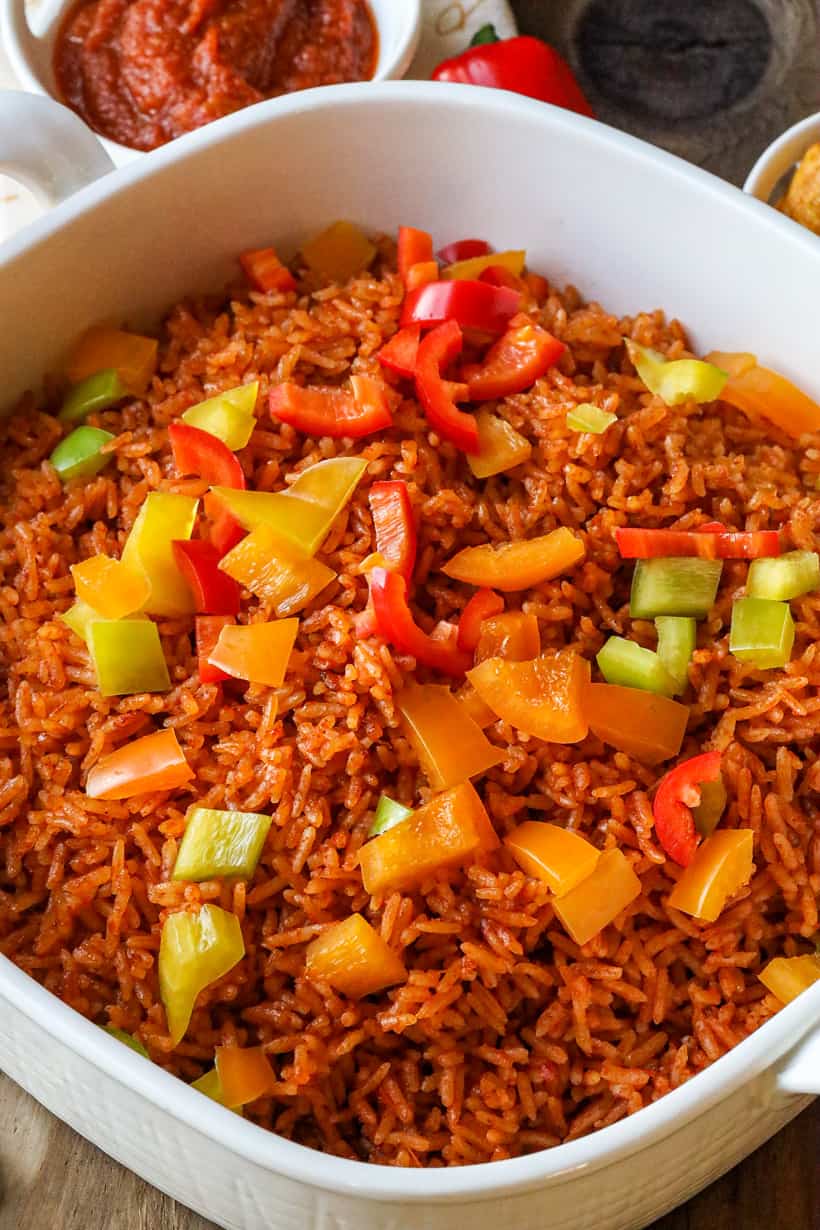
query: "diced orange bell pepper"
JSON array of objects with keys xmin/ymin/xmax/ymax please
[
  {"xmin": 214, "ymin": 1045, "xmax": 276, "ymax": 1107},
  {"xmin": 443, "ymin": 527, "xmax": 585, "ymax": 591},
  {"xmin": 705, "ymin": 351, "xmax": 820, "ymax": 439},
  {"xmin": 397, "ymin": 226, "xmax": 434, "ymax": 284},
  {"xmin": 85, "ymin": 728, "xmax": 194, "ymax": 800},
  {"xmin": 667, "ymin": 829, "xmax": 754, "ymax": 922},
  {"xmin": 468, "ymin": 650, "xmax": 589, "ymax": 744},
  {"xmin": 584, "ymin": 683, "xmax": 689, "ymax": 765},
  {"xmin": 219, "ymin": 525, "xmax": 335, "ymax": 617},
  {"xmin": 70, "ymin": 554, "xmax": 150, "ymax": 619},
  {"xmin": 305, "ymin": 913, "xmax": 407, "ymax": 998},
  {"xmin": 359, "ymin": 781, "xmax": 499, "ymax": 895},
  {"xmin": 456, "ymin": 682, "xmax": 497, "ymax": 728},
  {"xmin": 758, "ymin": 954, "xmax": 820, "ymax": 1005},
  {"xmin": 301, "ymin": 221, "xmax": 376, "ymax": 283},
  {"xmin": 406, "ymin": 260, "xmax": 439, "ymax": 292},
  {"xmin": 553, "ymin": 848, "xmax": 642, "ymax": 945},
  {"xmin": 505, "ymin": 820, "xmax": 600, "ymax": 896},
  {"xmin": 66, "ymin": 326, "xmax": 158, "ymax": 396},
  {"xmin": 239, "ymin": 247, "xmax": 296, "ymax": 294},
  {"xmin": 207, "ymin": 619, "xmax": 299, "ymax": 687},
  {"xmin": 397, "ymin": 683, "xmax": 504, "ymax": 790},
  {"xmin": 467, "ymin": 410, "xmax": 533, "ymax": 479},
  {"xmin": 475, "ymin": 611, "xmax": 540, "ymax": 663}
]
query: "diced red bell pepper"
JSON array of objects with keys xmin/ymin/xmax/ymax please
[
  {"xmin": 456, "ymin": 588, "xmax": 505, "ymax": 653},
  {"xmin": 172, "ymin": 540, "xmax": 241, "ymax": 615},
  {"xmin": 269, "ymin": 375, "xmax": 392, "ymax": 439},
  {"xmin": 204, "ymin": 491, "xmax": 246, "ymax": 557},
  {"xmin": 438, "ymin": 239, "xmax": 492, "ymax": 264},
  {"xmin": 369, "ymin": 481, "xmax": 417, "ymax": 583},
  {"xmin": 401, "ymin": 280, "xmax": 521, "ymax": 342},
  {"xmin": 169, "ymin": 422, "xmax": 246, "ymax": 489},
  {"xmin": 397, "ymin": 227, "xmax": 434, "ymax": 284},
  {"xmin": 415, "ymin": 320, "xmax": 479, "ymax": 454},
  {"xmin": 478, "ymin": 265, "xmax": 526, "ymax": 293},
  {"xmin": 370, "ymin": 567, "xmax": 472, "ymax": 676},
  {"xmin": 239, "ymin": 247, "xmax": 297, "ymax": 293},
  {"xmin": 653, "ymin": 751, "xmax": 722, "ymax": 867},
  {"xmin": 615, "ymin": 526, "xmax": 781, "ymax": 561},
  {"xmin": 463, "ymin": 313, "xmax": 565, "ymax": 400},
  {"xmin": 195, "ymin": 614, "xmax": 235, "ymax": 683},
  {"xmin": 377, "ymin": 325, "xmax": 421, "ymax": 379}
]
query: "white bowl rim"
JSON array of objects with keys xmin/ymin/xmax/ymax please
[
  {"xmin": 744, "ymin": 110, "xmax": 820, "ymax": 201},
  {"xmin": 1, "ymin": 79, "xmax": 819, "ymax": 1204}
]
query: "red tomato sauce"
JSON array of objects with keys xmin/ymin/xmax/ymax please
[{"xmin": 54, "ymin": 0, "xmax": 378, "ymax": 151}]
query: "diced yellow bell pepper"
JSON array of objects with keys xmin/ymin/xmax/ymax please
[
  {"xmin": 181, "ymin": 383, "xmax": 259, "ymax": 450},
  {"xmin": 219, "ymin": 525, "xmax": 334, "ymax": 616},
  {"xmin": 121, "ymin": 492, "xmax": 199, "ymax": 616},
  {"xmin": 159, "ymin": 904, "xmax": 245, "ymax": 1046},
  {"xmin": 214, "ymin": 1046, "xmax": 275, "ymax": 1107},
  {"xmin": 88, "ymin": 619, "xmax": 170, "ymax": 696},
  {"xmin": 301, "ymin": 221, "xmax": 376, "ymax": 283},
  {"xmin": 467, "ymin": 410, "xmax": 533, "ymax": 479},
  {"xmin": 443, "ymin": 527, "xmax": 585, "ymax": 591},
  {"xmin": 305, "ymin": 913, "xmax": 407, "ymax": 998},
  {"xmin": 625, "ymin": 339, "xmax": 727, "ymax": 406},
  {"xmin": 504, "ymin": 820, "xmax": 600, "ymax": 896},
  {"xmin": 66, "ymin": 326, "xmax": 158, "ymax": 396},
  {"xmin": 667, "ymin": 829, "xmax": 754, "ymax": 923},
  {"xmin": 211, "ymin": 456, "xmax": 366, "ymax": 557},
  {"xmin": 468, "ymin": 651, "xmax": 589, "ymax": 744},
  {"xmin": 359, "ymin": 781, "xmax": 498, "ymax": 895},
  {"xmin": 442, "ymin": 250, "xmax": 526, "ymax": 281},
  {"xmin": 396, "ymin": 683, "xmax": 503, "ymax": 790},
  {"xmin": 173, "ymin": 807, "xmax": 273, "ymax": 881},
  {"xmin": 759, "ymin": 954, "xmax": 820, "ymax": 1005},
  {"xmin": 70, "ymin": 555, "xmax": 151, "ymax": 620},
  {"xmin": 207, "ymin": 619, "xmax": 298, "ymax": 687},
  {"xmin": 553, "ymin": 848, "xmax": 642, "ymax": 945}
]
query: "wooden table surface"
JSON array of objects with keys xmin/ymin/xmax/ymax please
[{"xmin": 2, "ymin": 2, "xmax": 820, "ymax": 1228}]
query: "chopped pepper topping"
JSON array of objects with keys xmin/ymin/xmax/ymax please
[
  {"xmin": 219, "ymin": 525, "xmax": 335, "ymax": 617},
  {"xmin": 667, "ymin": 829, "xmax": 754, "ymax": 922},
  {"xmin": 467, "ymin": 410, "xmax": 532, "ymax": 479},
  {"xmin": 305, "ymin": 913, "xmax": 407, "ymax": 998},
  {"xmin": 173, "ymin": 807, "xmax": 273, "ymax": 881},
  {"xmin": 369, "ymin": 795, "xmax": 413, "ymax": 838},
  {"xmin": 468, "ymin": 651, "xmax": 590, "ymax": 744},
  {"xmin": 443, "ymin": 527, "xmax": 585, "ymax": 591},
  {"xmin": 729, "ymin": 597, "xmax": 795, "ymax": 669},
  {"xmin": 463, "ymin": 313, "xmax": 565, "ymax": 401},
  {"xmin": 652, "ymin": 751, "xmax": 723, "ymax": 866},
  {"xmin": 269, "ymin": 375, "xmax": 392, "ymax": 440},
  {"xmin": 301, "ymin": 221, "xmax": 376, "ymax": 283},
  {"xmin": 504, "ymin": 821, "xmax": 600, "ymax": 896},
  {"xmin": 207, "ymin": 619, "xmax": 299, "ymax": 687},
  {"xmin": 85, "ymin": 728, "xmax": 194, "ymax": 800},
  {"xmin": 159, "ymin": 904, "xmax": 244, "ymax": 1046},
  {"xmin": 181, "ymin": 383, "xmax": 258, "ymax": 450},
  {"xmin": 626, "ymin": 339, "xmax": 727, "ymax": 406},
  {"xmin": 50, "ymin": 426, "xmax": 115, "ymax": 482},
  {"xmin": 70, "ymin": 555, "xmax": 150, "ymax": 620},
  {"xmin": 66, "ymin": 326, "xmax": 158, "ymax": 395},
  {"xmin": 584, "ymin": 683, "xmax": 689, "ymax": 764},
  {"xmin": 629, "ymin": 557, "xmax": 722, "ymax": 619},
  {"xmin": 121, "ymin": 492, "xmax": 199, "ymax": 617},
  {"xmin": 59, "ymin": 368, "xmax": 125, "ymax": 423},
  {"xmin": 88, "ymin": 619, "xmax": 171, "ymax": 697},
  {"xmin": 397, "ymin": 683, "xmax": 504, "ymax": 789},
  {"xmin": 553, "ymin": 849, "xmax": 642, "ymax": 946},
  {"xmin": 369, "ymin": 567, "xmax": 472, "ymax": 677},
  {"xmin": 747, "ymin": 550, "xmax": 820, "ymax": 601},
  {"xmin": 566, "ymin": 403, "xmax": 617, "ymax": 434}
]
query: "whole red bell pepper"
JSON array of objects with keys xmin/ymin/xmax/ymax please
[
  {"xmin": 456, "ymin": 588, "xmax": 505, "ymax": 653},
  {"xmin": 616, "ymin": 526, "xmax": 781, "ymax": 561},
  {"xmin": 433, "ymin": 24, "xmax": 594, "ymax": 119},
  {"xmin": 653, "ymin": 751, "xmax": 723, "ymax": 867},
  {"xmin": 415, "ymin": 320, "xmax": 480, "ymax": 454},
  {"xmin": 169, "ymin": 422, "xmax": 246, "ymax": 489},
  {"xmin": 369, "ymin": 481, "xmax": 417, "ymax": 583},
  {"xmin": 464, "ymin": 313, "xmax": 565, "ymax": 400},
  {"xmin": 402, "ymin": 280, "xmax": 520, "ymax": 343},
  {"xmin": 195, "ymin": 614, "xmax": 235, "ymax": 683},
  {"xmin": 269, "ymin": 375, "xmax": 392, "ymax": 439},
  {"xmin": 378, "ymin": 325, "xmax": 421, "ymax": 379},
  {"xmin": 438, "ymin": 239, "xmax": 491, "ymax": 264},
  {"xmin": 173, "ymin": 540, "xmax": 242, "ymax": 615},
  {"xmin": 369, "ymin": 567, "xmax": 472, "ymax": 676}
]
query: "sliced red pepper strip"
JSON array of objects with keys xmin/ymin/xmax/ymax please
[
  {"xmin": 432, "ymin": 28, "xmax": 594, "ymax": 118},
  {"xmin": 204, "ymin": 491, "xmax": 246, "ymax": 557},
  {"xmin": 269, "ymin": 375, "xmax": 392, "ymax": 439},
  {"xmin": 463, "ymin": 313, "xmax": 565, "ymax": 400},
  {"xmin": 377, "ymin": 325, "xmax": 421, "ymax": 379},
  {"xmin": 169, "ymin": 422, "xmax": 246, "ymax": 490},
  {"xmin": 369, "ymin": 481, "xmax": 417, "ymax": 583},
  {"xmin": 401, "ymin": 280, "xmax": 521, "ymax": 341},
  {"xmin": 615, "ymin": 526, "xmax": 781, "ymax": 561},
  {"xmin": 172, "ymin": 540, "xmax": 241, "ymax": 615},
  {"xmin": 195, "ymin": 614, "xmax": 235, "ymax": 683},
  {"xmin": 478, "ymin": 265, "xmax": 526, "ymax": 293},
  {"xmin": 437, "ymin": 239, "xmax": 492, "ymax": 264},
  {"xmin": 653, "ymin": 751, "xmax": 722, "ymax": 867},
  {"xmin": 415, "ymin": 320, "xmax": 479, "ymax": 454},
  {"xmin": 370, "ymin": 567, "xmax": 472, "ymax": 677},
  {"xmin": 397, "ymin": 227, "xmax": 434, "ymax": 284},
  {"xmin": 456, "ymin": 588, "xmax": 505, "ymax": 653},
  {"xmin": 239, "ymin": 247, "xmax": 297, "ymax": 293}
]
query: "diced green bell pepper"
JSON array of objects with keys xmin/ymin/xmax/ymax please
[
  {"xmin": 88, "ymin": 619, "xmax": 171, "ymax": 696},
  {"xmin": 182, "ymin": 383, "xmax": 258, "ymax": 450},
  {"xmin": 172, "ymin": 807, "xmax": 273, "ymax": 881},
  {"xmin": 565, "ymin": 403, "xmax": 617, "ymax": 434},
  {"xmin": 369, "ymin": 795, "xmax": 413, "ymax": 837},
  {"xmin": 50, "ymin": 426, "xmax": 115, "ymax": 482},
  {"xmin": 625, "ymin": 339, "xmax": 728, "ymax": 406},
  {"xmin": 747, "ymin": 550, "xmax": 820, "ymax": 601},
  {"xmin": 103, "ymin": 1026, "xmax": 150, "ymax": 1058},
  {"xmin": 630, "ymin": 558, "xmax": 723, "ymax": 619},
  {"xmin": 159, "ymin": 903, "xmax": 245, "ymax": 1046},
  {"xmin": 655, "ymin": 616, "xmax": 696, "ymax": 695},
  {"xmin": 596, "ymin": 636, "xmax": 676, "ymax": 696},
  {"xmin": 692, "ymin": 778, "xmax": 727, "ymax": 838},
  {"xmin": 729, "ymin": 597, "xmax": 795, "ymax": 669},
  {"xmin": 60, "ymin": 369, "xmax": 125, "ymax": 423}
]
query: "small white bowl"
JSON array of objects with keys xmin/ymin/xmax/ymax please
[
  {"xmin": 0, "ymin": 0, "xmax": 422, "ymax": 165},
  {"xmin": 744, "ymin": 110, "xmax": 820, "ymax": 206}
]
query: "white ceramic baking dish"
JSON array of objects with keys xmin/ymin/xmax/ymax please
[{"xmin": 0, "ymin": 82, "xmax": 818, "ymax": 1230}]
